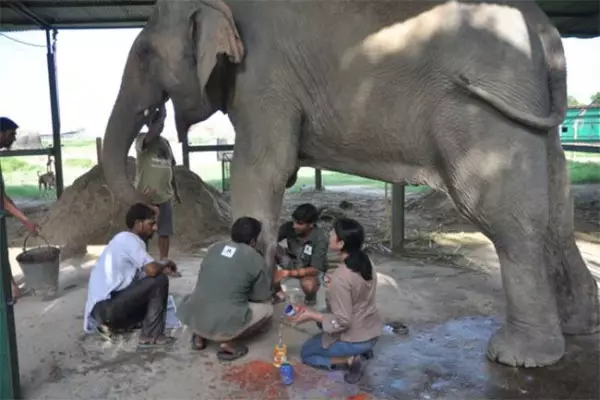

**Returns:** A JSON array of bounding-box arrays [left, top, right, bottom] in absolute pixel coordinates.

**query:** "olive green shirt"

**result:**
[[134, 133, 175, 204], [277, 221, 329, 272], [176, 241, 272, 337]]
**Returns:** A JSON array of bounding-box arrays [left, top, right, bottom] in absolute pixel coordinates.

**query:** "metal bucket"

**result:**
[[15, 234, 61, 300]]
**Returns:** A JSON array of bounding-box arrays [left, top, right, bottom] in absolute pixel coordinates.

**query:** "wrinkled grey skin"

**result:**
[[102, 0, 599, 368]]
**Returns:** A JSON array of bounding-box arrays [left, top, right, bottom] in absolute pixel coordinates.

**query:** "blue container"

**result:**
[[284, 304, 297, 317], [279, 362, 295, 385]]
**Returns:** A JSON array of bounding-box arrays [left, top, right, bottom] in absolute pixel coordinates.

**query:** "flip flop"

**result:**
[[216, 344, 249, 361], [272, 292, 286, 305], [96, 325, 117, 343], [137, 335, 177, 350], [191, 334, 207, 351], [344, 355, 366, 384]]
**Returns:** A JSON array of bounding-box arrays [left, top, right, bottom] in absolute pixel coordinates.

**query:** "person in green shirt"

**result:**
[[177, 216, 273, 361], [134, 106, 181, 263], [0, 117, 41, 303], [274, 203, 329, 306]]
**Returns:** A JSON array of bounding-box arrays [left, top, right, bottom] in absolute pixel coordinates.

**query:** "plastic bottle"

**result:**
[[279, 362, 295, 385], [273, 321, 287, 367], [284, 304, 297, 317]]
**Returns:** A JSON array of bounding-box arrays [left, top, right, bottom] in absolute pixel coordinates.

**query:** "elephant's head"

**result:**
[[102, 0, 244, 205]]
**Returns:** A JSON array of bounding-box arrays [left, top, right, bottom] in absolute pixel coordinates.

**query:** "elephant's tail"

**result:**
[[453, 25, 567, 133]]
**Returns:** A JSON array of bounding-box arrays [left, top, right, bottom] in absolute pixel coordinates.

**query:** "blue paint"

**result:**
[[280, 362, 295, 385]]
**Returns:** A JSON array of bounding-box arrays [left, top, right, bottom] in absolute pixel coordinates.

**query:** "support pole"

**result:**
[[0, 173, 21, 399], [182, 141, 190, 169], [390, 183, 405, 252], [314, 169, 323, 191], [96, 138, 102, 166], [46, 29, 64, 198]]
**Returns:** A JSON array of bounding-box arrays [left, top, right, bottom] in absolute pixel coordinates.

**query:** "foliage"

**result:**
[[568, 161, 600, 184], [0, 158, 38, 174], [591, 92, 600, 105], [63, 158, 94, 169], [568, 95, 582, 107]]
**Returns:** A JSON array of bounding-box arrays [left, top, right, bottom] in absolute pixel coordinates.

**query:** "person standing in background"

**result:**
[[134, 106, 181, 266], [0, 117, 41, 302]]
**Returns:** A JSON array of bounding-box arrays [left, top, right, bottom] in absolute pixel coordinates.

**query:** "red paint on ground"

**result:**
[[347, 394, 370, 400], [221, 360, 290, 400], [222, 360, 372, 400]]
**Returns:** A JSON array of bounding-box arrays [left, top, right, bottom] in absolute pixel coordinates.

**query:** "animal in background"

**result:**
[[37, 170, 56, 192]]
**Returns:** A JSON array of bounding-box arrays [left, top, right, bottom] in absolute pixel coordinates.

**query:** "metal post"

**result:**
[[390, 183, 405, 252], [182, 141, 190, 169], [221, 158, 226, 192], [46, 29, 64, 198], [96, 138, 102, 165], [0, 168, 21, 399], [314, 169, 323, 191]]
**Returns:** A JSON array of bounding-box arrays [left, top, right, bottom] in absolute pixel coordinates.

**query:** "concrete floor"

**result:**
[[7, 238, 600, 400]]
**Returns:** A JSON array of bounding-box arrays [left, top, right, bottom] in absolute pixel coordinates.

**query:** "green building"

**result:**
[[560, 105, 600, 143]]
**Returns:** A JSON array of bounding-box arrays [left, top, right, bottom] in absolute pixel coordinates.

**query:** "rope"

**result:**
[[0, 32, 46, 48]]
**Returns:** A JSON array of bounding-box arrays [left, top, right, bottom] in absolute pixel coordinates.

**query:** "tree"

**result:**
[[590, 92, 600, 105], [567, 95, 582, 107]]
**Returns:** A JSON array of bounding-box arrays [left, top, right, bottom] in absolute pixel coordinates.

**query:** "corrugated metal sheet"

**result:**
[[0, 0, 598, 37]]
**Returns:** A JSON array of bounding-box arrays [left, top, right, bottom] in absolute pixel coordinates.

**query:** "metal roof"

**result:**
[[0, 1, 598, 37]]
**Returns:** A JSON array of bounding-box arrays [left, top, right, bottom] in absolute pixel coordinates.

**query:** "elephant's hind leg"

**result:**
[[442, 130, 564, 367], [545, 132, 599, 335]]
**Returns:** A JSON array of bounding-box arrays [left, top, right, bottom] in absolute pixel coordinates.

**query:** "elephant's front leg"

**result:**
[[229, 107, 301, 282]]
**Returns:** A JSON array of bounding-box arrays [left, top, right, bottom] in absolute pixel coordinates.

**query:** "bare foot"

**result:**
[[11, 282, 20, 303]]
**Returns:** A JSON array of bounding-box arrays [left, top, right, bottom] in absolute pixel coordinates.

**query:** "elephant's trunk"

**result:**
[[101, 34, 166, 207], [101, 96, 147, 207]]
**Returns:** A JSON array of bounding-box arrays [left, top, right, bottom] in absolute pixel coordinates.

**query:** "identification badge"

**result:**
[[221, 245, 237, 258], [303, 245, 313, 256]]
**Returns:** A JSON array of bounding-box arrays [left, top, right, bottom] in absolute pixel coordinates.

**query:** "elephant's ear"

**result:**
[[191, 3, 244, 97]]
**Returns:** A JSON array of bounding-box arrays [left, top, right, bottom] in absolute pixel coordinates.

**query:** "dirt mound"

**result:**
[[405, 189, 465, 225], [36, 157, 231, 259]]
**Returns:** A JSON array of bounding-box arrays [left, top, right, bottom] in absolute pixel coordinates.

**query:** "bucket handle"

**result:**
[[22, 234, 52, 253]]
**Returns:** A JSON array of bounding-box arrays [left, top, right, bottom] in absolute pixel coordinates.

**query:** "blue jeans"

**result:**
[[300, 333, 377, 369]]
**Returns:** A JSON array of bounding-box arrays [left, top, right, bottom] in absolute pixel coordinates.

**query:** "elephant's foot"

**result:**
[[487, 324, 565, 368], [559, 293, 600, 335]]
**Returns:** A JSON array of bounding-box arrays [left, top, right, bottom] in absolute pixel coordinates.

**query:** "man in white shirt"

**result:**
[[83, 203, 178, 349]]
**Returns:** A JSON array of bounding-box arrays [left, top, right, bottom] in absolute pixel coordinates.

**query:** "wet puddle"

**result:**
[[361, 316, 599, 399]]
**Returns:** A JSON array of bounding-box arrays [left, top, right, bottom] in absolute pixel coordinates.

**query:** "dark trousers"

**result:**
[[91, 274, 169, 339]]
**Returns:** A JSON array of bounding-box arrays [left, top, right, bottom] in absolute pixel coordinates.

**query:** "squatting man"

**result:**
[[83, 203, 179, 347]]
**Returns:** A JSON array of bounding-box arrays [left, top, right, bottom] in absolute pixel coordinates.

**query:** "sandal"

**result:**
[[216, 344, 249, 361], [96, 325, 117, 343], [191, 333, 207, 351], [272, 291, 286, 305], [137, 335, 177, 350], [344, 355, 366, 384]]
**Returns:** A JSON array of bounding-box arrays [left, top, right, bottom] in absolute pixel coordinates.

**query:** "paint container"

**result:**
[[279, 362, 295, 385], [284, 304, 297, 317]]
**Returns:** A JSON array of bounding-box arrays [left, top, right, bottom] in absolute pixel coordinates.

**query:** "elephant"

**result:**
[[101, 0, 599, 368]]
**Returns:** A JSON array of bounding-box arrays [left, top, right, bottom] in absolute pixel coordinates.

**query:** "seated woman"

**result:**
[[289, 217, 382, 384], [176, 216, 274, 361]]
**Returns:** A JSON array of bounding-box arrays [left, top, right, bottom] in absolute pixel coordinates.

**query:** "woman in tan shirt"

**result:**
[[289, 217, 382, 384]]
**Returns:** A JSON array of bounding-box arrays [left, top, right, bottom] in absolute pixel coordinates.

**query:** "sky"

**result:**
[[0, 28, 599, 137]]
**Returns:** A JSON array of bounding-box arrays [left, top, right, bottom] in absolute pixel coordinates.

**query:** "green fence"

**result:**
[[560, 106, 600, 143]]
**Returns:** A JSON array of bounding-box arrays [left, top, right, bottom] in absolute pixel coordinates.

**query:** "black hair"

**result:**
[[292, 203, 319, 224], [333, 217, 373, 281], [0, 117, 18, 132], [231, 216, 262, 245], [125, 203, 156, 229]]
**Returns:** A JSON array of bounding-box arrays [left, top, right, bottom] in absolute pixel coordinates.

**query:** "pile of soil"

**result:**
[[25, 157, 231, 259]]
